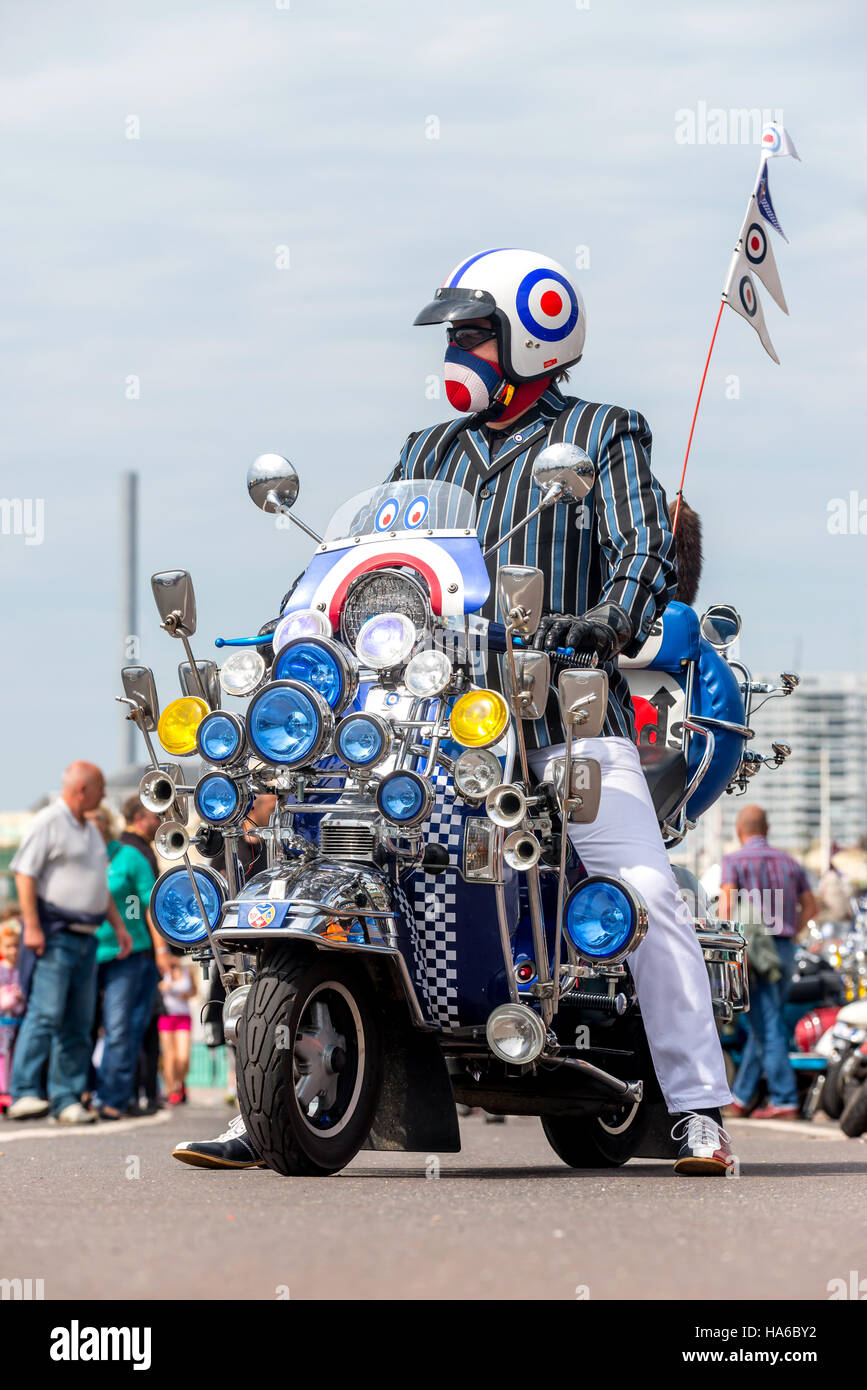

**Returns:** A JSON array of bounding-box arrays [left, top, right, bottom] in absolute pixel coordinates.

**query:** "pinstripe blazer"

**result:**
[[392, 384, 677, 748]]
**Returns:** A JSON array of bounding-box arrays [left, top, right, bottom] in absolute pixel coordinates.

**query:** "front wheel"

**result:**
[[542, 1096, 647, 1168], [237, 947, 383, 1176], [839, 1079, 867, 1138]]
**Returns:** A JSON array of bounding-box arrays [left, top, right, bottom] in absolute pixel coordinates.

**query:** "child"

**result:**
[[158, 958, 196, 1105], [0, 913, 26, 1108]]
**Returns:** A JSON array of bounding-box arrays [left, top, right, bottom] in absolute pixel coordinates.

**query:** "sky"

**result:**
[[0, 0, 865, 808]]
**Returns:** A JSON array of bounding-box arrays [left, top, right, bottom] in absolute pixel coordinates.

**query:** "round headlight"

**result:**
[[157, 696, 210, 757], [151, 864, 226, 948], [194, 772, 248, 827], [220, 648, 267, 698], [273, 636, 358, 713], [272, 608, 332, 652], [453, 748, 503, 802], [563, 876, 648, 965], [355, 612, 417, 670], [404, 648, 453, 698], [196, 711, 246, 766], [375, 770, 433, 827], [341, 571, 429, 648], [485, 1003, 547, 1064], [246, 679, 333, 767], [334, 712, 391, 770], [449, 688, 510, 749]]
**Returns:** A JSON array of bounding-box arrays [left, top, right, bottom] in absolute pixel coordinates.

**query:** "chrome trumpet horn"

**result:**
[[503, 829, 541, 871], [140, 766, 179, 816], [485, 783, 527, 829], [155, 821, 190, 862]]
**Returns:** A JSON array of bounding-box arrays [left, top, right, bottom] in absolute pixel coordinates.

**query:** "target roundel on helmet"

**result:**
[[515, 268, 579, 343], [404, 496, 429, 530], [744, 222, 768, 266], [375, 498, 400, 531], [738, 275, 758, 318]]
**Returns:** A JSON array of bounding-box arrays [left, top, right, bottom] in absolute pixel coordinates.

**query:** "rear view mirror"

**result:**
[[700, 604, 741, 651], [557, 669, 608, 739], [548, 757, 602, 823], [121, 666, 160, 732], [247, 454, 300, 514], [179, 660, 221, 709], [502, 649, 550, 720], [152, 571, 197, 637], [532, 443, 595, 505], [497, 566, 545, 637]]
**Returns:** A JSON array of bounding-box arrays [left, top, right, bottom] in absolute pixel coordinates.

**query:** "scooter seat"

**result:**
[[638, 743, 688, 824]]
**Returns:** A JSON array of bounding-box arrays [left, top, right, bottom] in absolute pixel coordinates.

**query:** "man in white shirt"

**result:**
[[8, 761, 132, 1124]]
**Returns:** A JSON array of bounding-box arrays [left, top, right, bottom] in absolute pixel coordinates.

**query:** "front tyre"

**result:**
[[237, 947, 382, 1176]]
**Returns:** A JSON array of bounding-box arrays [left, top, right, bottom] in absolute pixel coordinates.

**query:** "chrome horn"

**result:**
[[503, 829, 541, 871], [140, 766, 180, 815], [155, 821, 190, 861], [485, 784, 527, 829]]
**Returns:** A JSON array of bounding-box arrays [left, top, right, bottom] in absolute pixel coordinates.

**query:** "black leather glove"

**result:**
[[532, 601, 633, 662]]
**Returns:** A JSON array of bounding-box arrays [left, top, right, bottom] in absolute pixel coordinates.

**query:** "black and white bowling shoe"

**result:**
[[172, 1113, 265, 1170]]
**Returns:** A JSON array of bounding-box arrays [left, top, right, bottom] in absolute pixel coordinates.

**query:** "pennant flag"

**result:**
[[737, 198, 788, 313], [760, 121, 801, 161], [722, 256, 780, 363], [755, 160, 788, 242]]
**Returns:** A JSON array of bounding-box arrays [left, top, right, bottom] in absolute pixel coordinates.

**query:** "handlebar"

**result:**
[[485, 621, 597, 669]]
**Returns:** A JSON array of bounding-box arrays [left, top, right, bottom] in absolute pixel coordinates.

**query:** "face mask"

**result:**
[[444, 344, 512, 415], [444, 344, 552, 423]]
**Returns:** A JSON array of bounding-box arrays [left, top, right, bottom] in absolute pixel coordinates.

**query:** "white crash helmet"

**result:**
[[414, 247, 586, 384]]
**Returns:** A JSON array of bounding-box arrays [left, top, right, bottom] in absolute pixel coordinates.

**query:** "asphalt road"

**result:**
[[2, 1099, 865, 1301]]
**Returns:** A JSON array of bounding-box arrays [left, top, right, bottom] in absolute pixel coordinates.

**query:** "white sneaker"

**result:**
[[6, 1096, 50, 1121], [52, 1102, 97, 1125]]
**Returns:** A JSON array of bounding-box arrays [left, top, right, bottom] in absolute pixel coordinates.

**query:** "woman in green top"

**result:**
[[92, 798, 162, 1120]]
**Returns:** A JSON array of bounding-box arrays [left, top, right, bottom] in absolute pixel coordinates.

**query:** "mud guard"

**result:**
[[363, 1011, 461, 1153]]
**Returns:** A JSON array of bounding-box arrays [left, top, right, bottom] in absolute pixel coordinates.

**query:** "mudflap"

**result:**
[[631, 1097, 679, 1159], [363, 1008, 461, 1154]]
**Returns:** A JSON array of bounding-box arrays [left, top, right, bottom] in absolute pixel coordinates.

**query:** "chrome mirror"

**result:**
[[247, 454, 300, 514], [121, 666, 160, 732], [557, 669, 608, 739], [497, 566, 545, 637], [152, 571, 197, 638], [502, 649, 550, 720], [548, 757, 602, 823], [532, 443, 595, 505], [700, 604, 742, 651], [179, 660, 221, 709]]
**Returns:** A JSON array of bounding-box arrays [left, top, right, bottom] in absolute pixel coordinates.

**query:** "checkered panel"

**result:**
[[410, 767, 463, 1030]]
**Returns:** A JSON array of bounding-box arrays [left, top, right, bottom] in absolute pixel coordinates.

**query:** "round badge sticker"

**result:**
[[738, 275, 758, 318], [744, 222, 767, 266], [404, 496, 429, 529], [515, 268, 579, 342], [374, 498, 399, 531]]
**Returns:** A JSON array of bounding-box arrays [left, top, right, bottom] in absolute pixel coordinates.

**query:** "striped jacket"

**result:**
[[393, 383, 677, 748]]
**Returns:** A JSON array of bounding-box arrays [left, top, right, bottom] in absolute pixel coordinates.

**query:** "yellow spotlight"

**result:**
[[157, 696, 209, 756], [449, 689, 510, 749]]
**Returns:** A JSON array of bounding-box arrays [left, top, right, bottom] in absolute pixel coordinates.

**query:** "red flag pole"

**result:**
[[672, 298, 725, 535]]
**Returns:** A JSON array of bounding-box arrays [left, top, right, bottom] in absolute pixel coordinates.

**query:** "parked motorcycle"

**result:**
[[818, 999, 867, 1133], [118, 446, 799, 1175]]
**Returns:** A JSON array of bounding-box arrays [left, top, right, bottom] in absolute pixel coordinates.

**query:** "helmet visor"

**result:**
[[413, 287, 497, 326]]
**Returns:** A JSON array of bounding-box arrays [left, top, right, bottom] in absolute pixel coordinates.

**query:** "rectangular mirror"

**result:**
[[496, 566, 545, 638], [544, 756, 602, 823], [121, 666, 160, 732], [179, 660, 221, 709], [502, 649, 550, 720], [557, 669, 608, 739], [151, 570, 197, 636]]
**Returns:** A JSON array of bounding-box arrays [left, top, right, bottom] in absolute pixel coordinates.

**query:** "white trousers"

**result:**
[[527, 737, 732, 1114]]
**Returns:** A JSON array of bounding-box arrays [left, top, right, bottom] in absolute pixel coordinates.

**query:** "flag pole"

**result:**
[[672, 298, 724, 535]]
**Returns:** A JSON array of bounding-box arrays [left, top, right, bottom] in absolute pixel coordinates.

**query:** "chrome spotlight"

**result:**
[[485, 1003, 547, 1064]]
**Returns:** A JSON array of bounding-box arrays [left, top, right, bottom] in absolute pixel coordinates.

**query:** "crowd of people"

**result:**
[[0, 761, 196, 1123]]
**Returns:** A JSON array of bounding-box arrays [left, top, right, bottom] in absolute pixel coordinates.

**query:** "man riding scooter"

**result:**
[[175, 247, 736, 1174]]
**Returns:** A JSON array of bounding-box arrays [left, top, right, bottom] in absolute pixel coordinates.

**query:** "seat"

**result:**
[[638, 743, 688, 824]]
